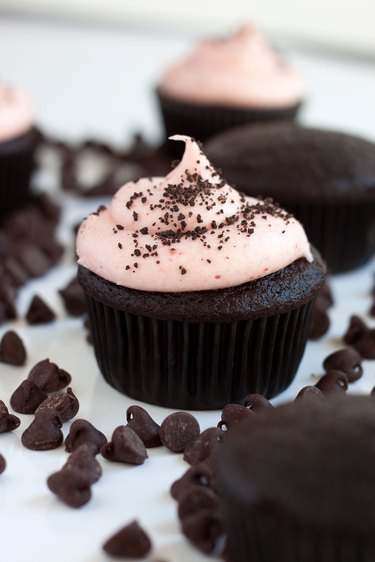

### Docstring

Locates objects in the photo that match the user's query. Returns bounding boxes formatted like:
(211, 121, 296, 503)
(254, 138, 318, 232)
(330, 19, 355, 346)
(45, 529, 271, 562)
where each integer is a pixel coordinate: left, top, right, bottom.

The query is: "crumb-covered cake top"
(77, 135, 312, 292)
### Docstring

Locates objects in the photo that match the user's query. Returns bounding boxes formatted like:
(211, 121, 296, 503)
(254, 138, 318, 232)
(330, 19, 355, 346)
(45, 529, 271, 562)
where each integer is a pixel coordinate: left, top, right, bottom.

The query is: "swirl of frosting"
(77, 135, 312, 292)
(0, 82, 34, 143)
(159, 26, 304, 109)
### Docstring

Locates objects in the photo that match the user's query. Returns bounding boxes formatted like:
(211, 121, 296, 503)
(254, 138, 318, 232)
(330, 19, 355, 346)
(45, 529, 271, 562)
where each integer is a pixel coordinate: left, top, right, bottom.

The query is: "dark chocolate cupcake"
(157, 26, 304, 152)
(77, 136, 325, 410)
(215, 394, 375, 562)
(0, 82, 38, 219)
(206, 123, 375, 273)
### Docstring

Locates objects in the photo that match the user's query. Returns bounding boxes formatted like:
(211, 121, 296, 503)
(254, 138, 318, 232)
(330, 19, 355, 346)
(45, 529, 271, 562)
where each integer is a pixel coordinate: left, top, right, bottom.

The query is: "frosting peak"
(0, 82, 34, 143)
(77, 136, 313, 292)
(159, 25, 304, 109)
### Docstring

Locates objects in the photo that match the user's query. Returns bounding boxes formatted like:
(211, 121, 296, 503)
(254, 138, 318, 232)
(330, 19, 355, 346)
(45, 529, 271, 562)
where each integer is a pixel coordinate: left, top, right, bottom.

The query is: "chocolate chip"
(28, 358, 71, 392)
(59, 276, 86, 317)
(47, 443, 101, 508)
(315, 370, 349, 393)
(181, 508, 224, 555)
(21, 410, 63, 450)
(241, 393, 273, 412)
(177, 485, 221, 521)
(343, 315, 368, 345)
(183, 427, 224, 466)
(352, 329, 375, 360)
(10, 380, 48, 414)
(218, 404, 254, 432)
(295, 386, 323, 400)
(35, 387, 79, 422)
(126, 405, 161, 448)
(101, 426, 148, 464)
(170, 461, 214, 501)
(308, 304, 330, 340)
(0, 400, 21, 433)
(103, 520, 152, 559)
(0, 453, 6, 474)
(65, 419, 107, 454)
(323, 348, 363, 383)
(160, 412, 200, 453)
(0, 330, 27, 366)
(25, 295, 56, 325)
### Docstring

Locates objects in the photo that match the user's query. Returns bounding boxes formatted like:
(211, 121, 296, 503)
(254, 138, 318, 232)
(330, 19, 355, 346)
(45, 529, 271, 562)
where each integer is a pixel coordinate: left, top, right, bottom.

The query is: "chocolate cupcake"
(206, 123, 375, 273)
(77, 136, 325, 410)
(215, 395, 375, 562)
(157, 26, 304, 151)
(0, 82, 39, 219)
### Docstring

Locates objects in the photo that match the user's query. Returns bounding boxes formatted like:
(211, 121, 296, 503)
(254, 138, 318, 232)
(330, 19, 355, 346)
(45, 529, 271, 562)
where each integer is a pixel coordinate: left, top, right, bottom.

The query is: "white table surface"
(0, 15, 374, 562)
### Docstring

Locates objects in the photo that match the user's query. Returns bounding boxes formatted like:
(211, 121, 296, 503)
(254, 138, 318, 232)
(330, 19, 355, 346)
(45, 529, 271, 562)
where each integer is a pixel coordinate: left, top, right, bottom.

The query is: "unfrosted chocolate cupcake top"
(77, 135, 312, 292)
(206, 123, 375, 201)
(216, 395, 375, 536)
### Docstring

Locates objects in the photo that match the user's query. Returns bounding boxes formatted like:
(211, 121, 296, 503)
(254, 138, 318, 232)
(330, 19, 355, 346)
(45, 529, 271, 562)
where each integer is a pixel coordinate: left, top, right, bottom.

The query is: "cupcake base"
(79, 251, 324, 410)
(0, 127, 39, 220)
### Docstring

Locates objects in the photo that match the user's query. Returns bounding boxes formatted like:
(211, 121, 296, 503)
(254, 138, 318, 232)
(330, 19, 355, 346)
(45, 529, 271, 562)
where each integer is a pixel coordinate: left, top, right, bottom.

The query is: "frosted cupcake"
(0, 82, 38, 218)
(77, 136, 324, 409)
(157, 26, 304, 146)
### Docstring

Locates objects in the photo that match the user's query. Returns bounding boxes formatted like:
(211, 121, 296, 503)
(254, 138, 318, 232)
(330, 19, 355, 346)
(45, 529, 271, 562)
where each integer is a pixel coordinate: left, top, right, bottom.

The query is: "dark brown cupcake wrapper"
(285, 200, 375, 274)
(156, 90, 301, 149)
(0, 128, 38, 219)
(223, 504, 375, 562)
(85, 293, 314, 410)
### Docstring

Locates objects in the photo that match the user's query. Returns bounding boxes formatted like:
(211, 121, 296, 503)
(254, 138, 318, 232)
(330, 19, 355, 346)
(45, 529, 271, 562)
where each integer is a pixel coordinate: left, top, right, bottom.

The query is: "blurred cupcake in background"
(0, 82, 39, 219)
(156, 25, 304, 151)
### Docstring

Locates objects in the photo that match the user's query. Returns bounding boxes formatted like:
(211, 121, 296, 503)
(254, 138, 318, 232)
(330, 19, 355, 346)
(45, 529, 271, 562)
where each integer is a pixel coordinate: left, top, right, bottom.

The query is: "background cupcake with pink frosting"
(156, 25, 304, 147)
(0, 81, 39, 218)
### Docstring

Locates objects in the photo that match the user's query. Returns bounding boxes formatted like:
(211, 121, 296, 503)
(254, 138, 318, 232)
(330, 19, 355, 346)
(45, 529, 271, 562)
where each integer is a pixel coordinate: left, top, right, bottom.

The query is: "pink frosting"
(77, 135, 312, 292)
(0, 83, 34, 143)
(159, 26, 304, 109)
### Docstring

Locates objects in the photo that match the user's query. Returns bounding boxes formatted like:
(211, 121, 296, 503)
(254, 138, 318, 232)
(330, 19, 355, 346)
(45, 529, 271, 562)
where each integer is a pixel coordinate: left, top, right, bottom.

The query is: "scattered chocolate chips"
(35, 387, 79, 422)
(183, 427, 224, 466)
(181, 508, 224, 555)
(160, 412, 200, 453)
(295, 386, 323, 400)
(126, 405, 161, 448)
(343, 315, 368, 345)
(58, 276, 86, 317)
(65, 419, 107, 454)
(21, 410, 63, 451)
(101, 426, 148, 465)
(10, 380, 48, 414)
(242, 393, 273, 412)
(0, 330, 27, 366)
(103, 520, 152, 559)
(218, 404, 254, 432)
(25, 295, 56, 325)
(323, 348, 363, 382)
(177, 485, 221, 521)
(315, 370, 349, 393)
(47, 443, 101, 508)
(0, 400, 21, 433)
(308, 304, 330, 340)
(170, 461, 214, 501)
(0, 453, 6, 474)
(27, 358, 71, 392)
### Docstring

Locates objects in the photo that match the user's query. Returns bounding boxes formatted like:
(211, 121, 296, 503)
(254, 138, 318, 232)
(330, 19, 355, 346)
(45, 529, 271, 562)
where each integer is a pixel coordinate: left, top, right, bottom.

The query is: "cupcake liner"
(84, 293, 314, 410)
(285, 199, 375, 274)
(156, 90, 301, 147)
(223, 504, 375, 562)
(0, 128, 38, 219)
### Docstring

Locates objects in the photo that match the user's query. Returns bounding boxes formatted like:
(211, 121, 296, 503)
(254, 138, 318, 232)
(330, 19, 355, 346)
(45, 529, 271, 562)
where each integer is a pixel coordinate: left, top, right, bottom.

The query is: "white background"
(0, 14, 374, 562)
